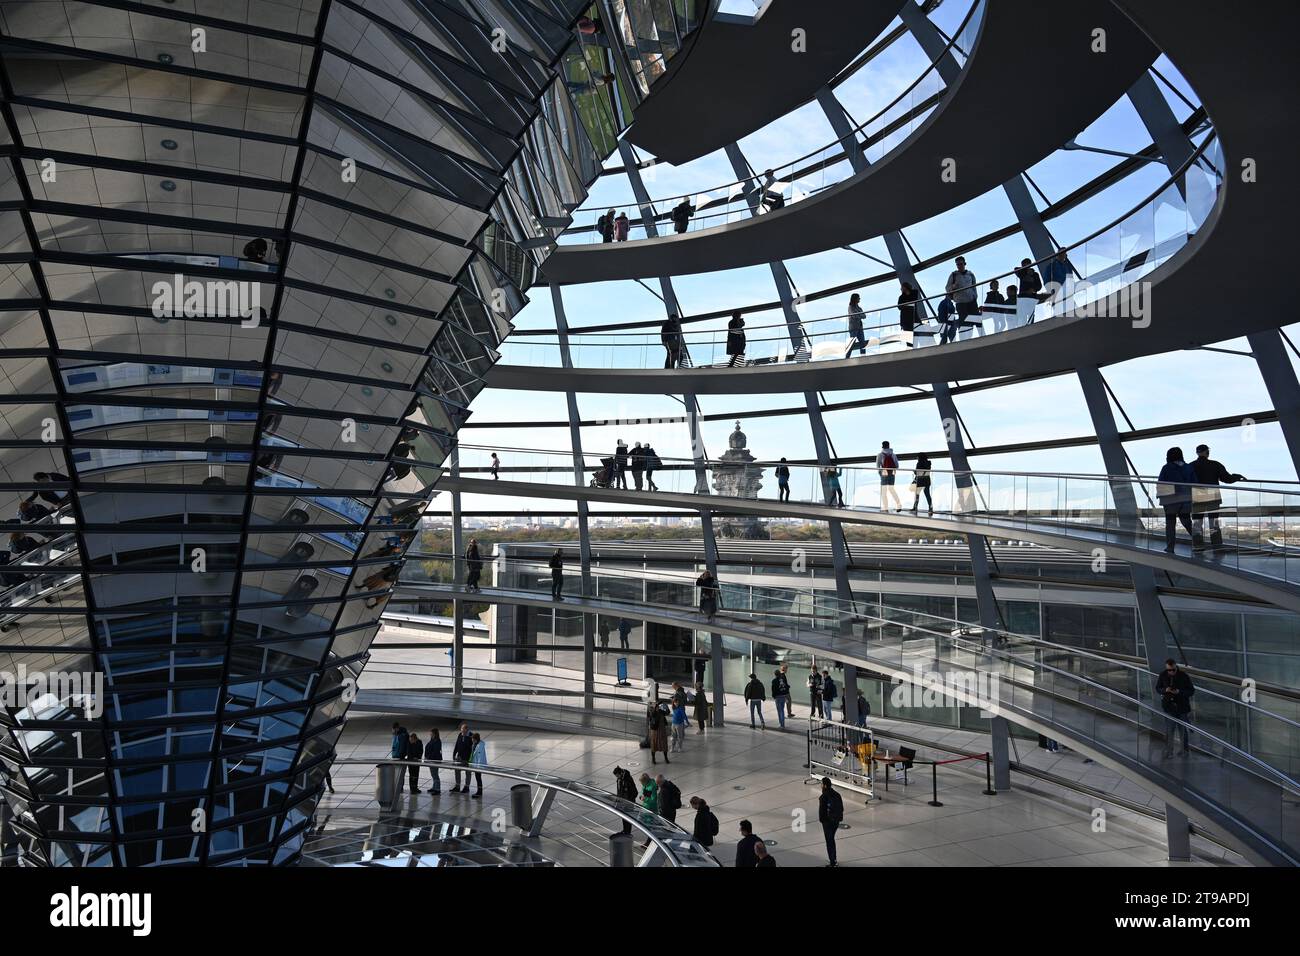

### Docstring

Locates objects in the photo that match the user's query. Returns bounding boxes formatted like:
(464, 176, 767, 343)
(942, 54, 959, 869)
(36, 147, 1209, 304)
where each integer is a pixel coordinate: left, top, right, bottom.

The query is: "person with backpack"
(775, 458, 791, 502)
(597, 208, 615, 243)
(819, 670, 837, 720)
(877, 441, 902, 512)
(818, 777, 844, 866)
(743, 672, 766, 730)
(661, 314, 684, 369)
(656, 774, 682, 823)
(690, 796, 719, 847)
(1157, 447, 1199, 553)
(771, 667, 791, 729)
(697, 569, 721, 621)
(735, 820, 762, 867)
(614, 766, 639, 834)
(671, 198, 694, 234)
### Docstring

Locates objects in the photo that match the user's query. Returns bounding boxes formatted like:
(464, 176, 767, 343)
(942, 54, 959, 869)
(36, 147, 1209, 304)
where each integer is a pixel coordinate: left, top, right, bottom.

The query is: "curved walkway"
(439, 476, 1300, 614)
(622, 0, 904, 165)
(540, 0, 1155, 283)
(393, 579, 1300, 866)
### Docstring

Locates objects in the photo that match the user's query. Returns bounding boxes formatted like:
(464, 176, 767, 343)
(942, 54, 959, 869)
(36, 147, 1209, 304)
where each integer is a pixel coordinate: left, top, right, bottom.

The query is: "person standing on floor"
(819, 669, 837, 720)
(630, 441, 646, 491)
(775, 457, 791, 502)
(647, 701, 670, 764)
(726, 312, 747, 367)
(735, 820, 762, 867)
(614, 766, 639, 834)
(661, 314, 684, 369)
(656, 774, 682, 824)
(424, 728, 442, 795)
(391, 722, 407, 760)
(744, 672, 767, 730)
(614, 439, 629, 490)
(1156, 658, 1195, 757)
(464, 537, 483, 592)
(644, 444, 660, 491)
(877, 441, 902, 512)
(617, 617, 632, 649)
(807, 667, 823, 718)
(846, 293, 867, 357)
(549, 548, 564, 600)
(771, 666, 791, 729)
(910, 455, 933, 515)
(614, 211, 630, 241)
(818, 777, 844, 867)
(693, 682, 710, 734)
(690, 796, 718, 848)
(1191, 444, 1246, 550)
(406, 732, 423, 793)
(1157, 447, 1198, 553)
(780, 663, 797, 718)
(451, 722, 473, 793)
(468, 732, 486, 797)
(670, 696, 688, 752)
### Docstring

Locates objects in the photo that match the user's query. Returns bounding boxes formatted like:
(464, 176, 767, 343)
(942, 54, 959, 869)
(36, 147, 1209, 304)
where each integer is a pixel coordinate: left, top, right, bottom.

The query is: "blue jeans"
(775, 695, 789, 728)
(749, 700, 765, 727)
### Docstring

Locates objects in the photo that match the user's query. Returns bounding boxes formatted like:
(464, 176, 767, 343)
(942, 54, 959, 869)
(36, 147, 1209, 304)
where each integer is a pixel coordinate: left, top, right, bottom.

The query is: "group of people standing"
(644, 681, 705, 762)
(389, 721, 485, 797)
(1156, 444, 1246, 552)
(611, 439, 662, 491)
(779, 443, 933, 516)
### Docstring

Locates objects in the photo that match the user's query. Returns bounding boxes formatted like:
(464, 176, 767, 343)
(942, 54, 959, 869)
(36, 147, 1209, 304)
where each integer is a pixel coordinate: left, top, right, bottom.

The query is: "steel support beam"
(620, 139, 724, 719)
(449, 445, 465, 695)
(552, 285, 597, 707)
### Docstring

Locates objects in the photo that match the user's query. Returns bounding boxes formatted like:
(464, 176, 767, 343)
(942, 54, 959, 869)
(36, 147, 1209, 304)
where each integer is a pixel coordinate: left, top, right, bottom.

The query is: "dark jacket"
(465, 544, 482, 569)
(424, 737, 442, 761)
(660, 319, 681, 349)
(659, 780, 682, 814)
(897, 291, 918, 331)
(616, 770, 638, 802)
(1016, 266, 1043, 299)
(1156, 668, 1194, 716)
(818, 788, 844, 825)
(452, 732, 474, 762)
(913, 456, 932, 488)
(756, 855, 776, 867)
(644, 447, 661, 470)
(614, 444, 628, 470)
(772, 673, 791, 698)
(693, 804, 718, 846)
(775, 464, 790, 482)
(1191, 457, 1243, 511)
(744, 678, 765, 702)
(693, 688, 709, 720)
(736, 833, 762, 867)
(1157, 461, 1197, 506)
(630, 446, 646, 472)
(726, 318, 746, 356)
(549, 553, 563, 573)
(821, 675, 837, 701)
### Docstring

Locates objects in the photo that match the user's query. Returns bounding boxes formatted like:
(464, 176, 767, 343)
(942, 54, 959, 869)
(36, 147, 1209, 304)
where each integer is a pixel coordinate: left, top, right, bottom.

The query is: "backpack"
(882, 450, 898, 469)
(708, 811, 720, 836)
(661, 782, 681, 812)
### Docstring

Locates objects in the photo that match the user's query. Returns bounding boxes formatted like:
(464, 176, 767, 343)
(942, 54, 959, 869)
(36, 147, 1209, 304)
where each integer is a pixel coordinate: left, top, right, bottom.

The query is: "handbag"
(908, 482, 919, 495)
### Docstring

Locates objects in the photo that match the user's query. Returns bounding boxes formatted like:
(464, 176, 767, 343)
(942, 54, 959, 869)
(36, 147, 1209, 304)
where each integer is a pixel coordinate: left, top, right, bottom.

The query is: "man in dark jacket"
(424, 729, 442, 794)
(630, 442, 646, 491)
(1156, 659, 1195, 756)
(820, 669, 837, 720)
(735, 819, 762, 867)
(614, 440, 629, 489)
(690, 796, 718, 847)
(464, 538, 483, 591)
(406, 732, 422, 793)
(661, 314, 683, 369)
(656, 774, 682, 824)
(743, 673, 766, 729)
(754, 842, 776, 867)
(771, 668, 791, 729)
(1191, 444, 1245, 550)
(615, 766, 639, 834)
(818, 777, 844, 867)
(451, 722, 474, 792)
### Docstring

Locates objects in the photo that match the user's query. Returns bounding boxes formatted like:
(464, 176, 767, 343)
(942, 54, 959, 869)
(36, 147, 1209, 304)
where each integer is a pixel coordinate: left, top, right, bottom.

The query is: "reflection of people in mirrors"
(29, 472, 69, 507)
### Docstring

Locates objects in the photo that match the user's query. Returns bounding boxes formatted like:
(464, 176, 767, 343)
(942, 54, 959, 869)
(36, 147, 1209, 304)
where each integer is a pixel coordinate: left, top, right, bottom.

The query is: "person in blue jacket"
(1157, 446, 1199, 553)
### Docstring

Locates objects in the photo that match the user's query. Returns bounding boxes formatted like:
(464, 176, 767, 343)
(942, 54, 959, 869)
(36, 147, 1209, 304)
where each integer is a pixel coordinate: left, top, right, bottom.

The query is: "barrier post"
(928, 762, 943, 807)
(982, 751, 997, 796)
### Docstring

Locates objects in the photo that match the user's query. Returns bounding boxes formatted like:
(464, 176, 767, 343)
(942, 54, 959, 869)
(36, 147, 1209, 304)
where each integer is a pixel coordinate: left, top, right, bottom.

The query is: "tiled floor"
(323, 701, 1236, 867)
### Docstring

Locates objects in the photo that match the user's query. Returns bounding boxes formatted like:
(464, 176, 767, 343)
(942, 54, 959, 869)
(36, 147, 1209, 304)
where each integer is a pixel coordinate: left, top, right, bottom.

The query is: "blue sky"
(443, 2, 1299, 517)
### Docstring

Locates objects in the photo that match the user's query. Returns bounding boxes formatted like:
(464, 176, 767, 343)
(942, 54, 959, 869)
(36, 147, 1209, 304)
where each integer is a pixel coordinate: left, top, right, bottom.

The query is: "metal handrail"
(328, 757, 720, 867)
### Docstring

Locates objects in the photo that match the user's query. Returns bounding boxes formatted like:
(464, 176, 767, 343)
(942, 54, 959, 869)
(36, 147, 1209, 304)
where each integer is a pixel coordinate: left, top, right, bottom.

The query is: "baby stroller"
(590, 456, 615, 488)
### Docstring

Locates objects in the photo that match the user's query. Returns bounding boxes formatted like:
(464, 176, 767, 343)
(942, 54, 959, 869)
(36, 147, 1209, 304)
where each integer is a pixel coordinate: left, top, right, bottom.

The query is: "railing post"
(928, 762, 943, 807)
(983, 752, 997, 796)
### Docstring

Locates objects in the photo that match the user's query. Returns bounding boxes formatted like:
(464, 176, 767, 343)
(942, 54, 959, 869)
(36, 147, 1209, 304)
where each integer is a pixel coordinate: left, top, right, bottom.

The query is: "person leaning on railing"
(1156, 447, 1198, 553)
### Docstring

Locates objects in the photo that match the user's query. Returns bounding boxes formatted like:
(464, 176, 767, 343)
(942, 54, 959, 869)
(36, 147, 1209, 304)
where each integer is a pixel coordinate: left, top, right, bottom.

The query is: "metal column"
(449, 445, 465, 695)
(619, 139, 724, 719)
(552, 285, 597, 706)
